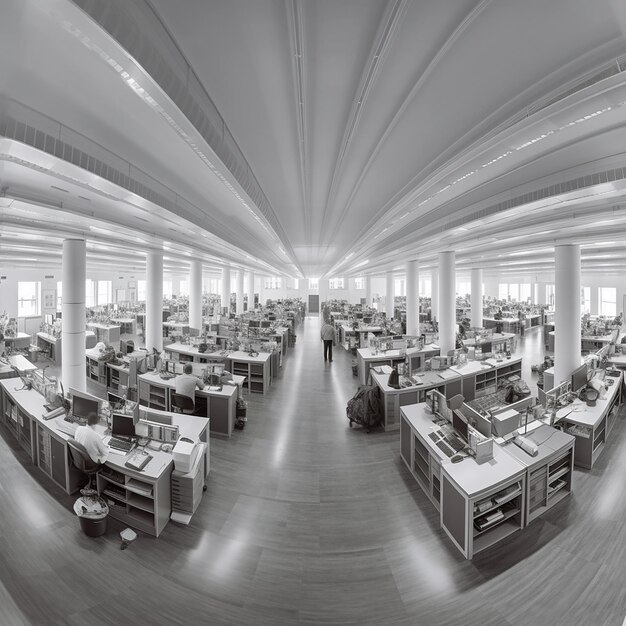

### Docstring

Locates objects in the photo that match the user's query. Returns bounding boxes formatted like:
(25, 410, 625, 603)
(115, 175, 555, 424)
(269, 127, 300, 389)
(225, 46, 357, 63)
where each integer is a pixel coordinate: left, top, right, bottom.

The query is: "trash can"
(73, 490, 109, 537)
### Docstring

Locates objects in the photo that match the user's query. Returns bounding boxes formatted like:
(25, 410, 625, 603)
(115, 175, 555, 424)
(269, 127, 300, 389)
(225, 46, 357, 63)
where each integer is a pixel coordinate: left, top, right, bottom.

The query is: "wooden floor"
(1, 319, 626, 625)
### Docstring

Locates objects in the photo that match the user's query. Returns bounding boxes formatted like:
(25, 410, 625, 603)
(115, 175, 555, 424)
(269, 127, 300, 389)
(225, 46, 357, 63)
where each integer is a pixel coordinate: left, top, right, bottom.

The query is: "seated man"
(175, 363, 204, 403)
(74, 412, 108, 464)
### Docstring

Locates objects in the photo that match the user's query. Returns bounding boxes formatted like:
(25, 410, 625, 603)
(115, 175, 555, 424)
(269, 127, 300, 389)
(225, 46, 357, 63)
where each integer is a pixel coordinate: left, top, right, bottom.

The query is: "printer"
(491, 408, 520, 438)
(172, 436, 202, 473)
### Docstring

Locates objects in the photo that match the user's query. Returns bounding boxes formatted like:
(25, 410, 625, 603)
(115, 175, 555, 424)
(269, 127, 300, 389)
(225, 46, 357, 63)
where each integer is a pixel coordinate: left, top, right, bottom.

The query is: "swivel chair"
(171, 393, 195, 414)
(67, 438, 102, 491)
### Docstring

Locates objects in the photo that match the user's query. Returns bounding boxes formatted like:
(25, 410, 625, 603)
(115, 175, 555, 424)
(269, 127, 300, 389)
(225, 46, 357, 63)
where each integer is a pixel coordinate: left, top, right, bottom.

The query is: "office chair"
(67, 438, 102, 491)
(171, 393, 195, 414)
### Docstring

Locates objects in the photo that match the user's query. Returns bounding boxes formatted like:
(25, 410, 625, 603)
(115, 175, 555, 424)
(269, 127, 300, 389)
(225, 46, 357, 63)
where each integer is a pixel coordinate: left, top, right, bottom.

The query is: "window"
(18, 281, 41, 316)
(546, 284, 555, 308)
(354, 277, 365, 290)
(456, 281, 471, 297)
(85, 279, 95, 308)
(581, 287, 591, 314)
(394, 278, 405, 297)
(97, 280, 112, 305)
(264, 277, 281, 289)
(519, 284, 531, 303)
(599, 287, 616, 316)
(163, 280, 172, 298)
(208, 279, 220, 294)
(293, 278, 299, 290)
(179, 279, 190, 297)
(57, 281, 62, 310)
(498, 284, 508, 300)
(508, 283, 519, 302)
(421, 278, 431, 297)
(137, 280, 146, 302)
(308, 278, 319, 290)
(329, 278, 344, 290)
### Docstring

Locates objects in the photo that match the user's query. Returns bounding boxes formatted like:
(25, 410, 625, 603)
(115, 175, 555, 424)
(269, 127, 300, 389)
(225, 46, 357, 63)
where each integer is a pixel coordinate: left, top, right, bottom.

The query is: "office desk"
(86, 323, 121, 345)
(8, 354, 38, 374)
(400, 403, 528, 559)
(371, 356, 523, 430)
(501, 424, 574, 524)
(356, 343, 440, 386)
(4, 332, 31, 350)
(163, 322, 189, 338)
(462, 332, 516, 354)
(36, 332, 62, 363)
(339, 324, 383, 349)
(164, 342, 229, 364)
(0, 380, 209, 537)
(110, 317, 137, 336)
(227, 351, 272, 394)
(371, 369, 463, 431)
(553, 374, 622, 469)
(483, 317, 523, 334)
(137, 371, 239, 436)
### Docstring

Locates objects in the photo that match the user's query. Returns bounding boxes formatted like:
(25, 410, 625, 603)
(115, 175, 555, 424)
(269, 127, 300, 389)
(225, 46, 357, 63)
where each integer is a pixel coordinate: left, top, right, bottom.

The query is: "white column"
(62, 239, 86, 392)
(555, 245, 581, 387)
(235, 271, 244, 315)
(431, 269, 439, 322)
(247, 271, 255, 312)
(365, 276, 372, 306)
(438, 252, 456, 355)
(189, 260, 202, 331)
(146, 251, 163, 352)
(471, 268, 483, 328)
(386, 271, 394, 317)
(406, 261, 419, 336)
(221, 267, 231, 315)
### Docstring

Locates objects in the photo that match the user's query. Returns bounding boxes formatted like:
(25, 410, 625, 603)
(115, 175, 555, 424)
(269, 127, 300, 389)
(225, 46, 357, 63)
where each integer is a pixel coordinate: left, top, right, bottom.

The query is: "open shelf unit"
(97, 464, 171, 537)
(86, 354, 107, 387)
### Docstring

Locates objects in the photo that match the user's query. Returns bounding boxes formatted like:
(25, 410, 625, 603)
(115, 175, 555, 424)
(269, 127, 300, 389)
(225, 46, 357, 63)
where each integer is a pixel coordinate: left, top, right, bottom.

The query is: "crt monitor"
(363, 317, 372, 325)
(571, 364, 588, 392)
(452, 410, 469, 442)
(111, 413, 136, 438)
(405, 347, 423, 374)
(72, 395, 99, 421)
(249, 319, 261, 328)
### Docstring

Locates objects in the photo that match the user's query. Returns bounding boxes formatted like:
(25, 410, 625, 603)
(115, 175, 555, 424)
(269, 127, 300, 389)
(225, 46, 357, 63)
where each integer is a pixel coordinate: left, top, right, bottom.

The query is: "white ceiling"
(2, 0, 626, 279)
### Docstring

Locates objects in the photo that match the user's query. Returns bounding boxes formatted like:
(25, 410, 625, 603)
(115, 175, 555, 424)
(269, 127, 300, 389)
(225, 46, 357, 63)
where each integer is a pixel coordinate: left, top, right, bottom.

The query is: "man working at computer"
(175, 363, 204, 400)
(74, 412, 109, 464)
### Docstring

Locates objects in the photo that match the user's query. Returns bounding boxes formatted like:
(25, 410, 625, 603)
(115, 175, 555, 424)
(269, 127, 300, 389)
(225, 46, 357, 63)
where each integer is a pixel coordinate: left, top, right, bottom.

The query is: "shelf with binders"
(86, 354, 107, 386)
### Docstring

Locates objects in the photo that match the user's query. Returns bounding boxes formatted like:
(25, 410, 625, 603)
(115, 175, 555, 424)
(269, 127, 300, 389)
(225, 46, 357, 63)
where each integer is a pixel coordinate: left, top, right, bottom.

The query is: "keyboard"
(435, 440, 455, 457)
(108, 437, 136, 453)
(444, 435, 465, 452)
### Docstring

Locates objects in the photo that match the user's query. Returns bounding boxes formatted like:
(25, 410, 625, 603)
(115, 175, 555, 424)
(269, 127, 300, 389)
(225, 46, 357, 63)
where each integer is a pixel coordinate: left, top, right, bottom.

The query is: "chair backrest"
(68, 438, 101, 474)
(171, 393, 195, 412)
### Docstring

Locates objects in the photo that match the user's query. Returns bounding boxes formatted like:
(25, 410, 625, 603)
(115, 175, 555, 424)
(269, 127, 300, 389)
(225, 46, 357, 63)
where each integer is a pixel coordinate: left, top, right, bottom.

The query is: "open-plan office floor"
(0, 319, 625, 625)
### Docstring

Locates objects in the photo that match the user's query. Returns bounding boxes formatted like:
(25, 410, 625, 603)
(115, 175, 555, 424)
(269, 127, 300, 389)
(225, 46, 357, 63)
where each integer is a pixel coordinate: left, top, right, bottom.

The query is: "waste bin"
(73, 489, 109, 537)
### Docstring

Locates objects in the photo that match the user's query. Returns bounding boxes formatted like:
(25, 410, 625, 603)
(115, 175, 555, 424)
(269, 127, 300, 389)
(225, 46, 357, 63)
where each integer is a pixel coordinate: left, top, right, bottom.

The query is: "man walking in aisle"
(320, 319, 336, 363)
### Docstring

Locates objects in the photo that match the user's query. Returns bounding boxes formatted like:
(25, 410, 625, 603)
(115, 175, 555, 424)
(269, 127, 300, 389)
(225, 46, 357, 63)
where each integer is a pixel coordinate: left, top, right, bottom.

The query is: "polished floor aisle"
(1, 319, 626, 625)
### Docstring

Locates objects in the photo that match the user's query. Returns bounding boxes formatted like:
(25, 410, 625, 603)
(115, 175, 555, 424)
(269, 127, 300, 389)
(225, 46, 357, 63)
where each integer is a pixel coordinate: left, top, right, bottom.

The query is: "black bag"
(387, 366, 400, 389)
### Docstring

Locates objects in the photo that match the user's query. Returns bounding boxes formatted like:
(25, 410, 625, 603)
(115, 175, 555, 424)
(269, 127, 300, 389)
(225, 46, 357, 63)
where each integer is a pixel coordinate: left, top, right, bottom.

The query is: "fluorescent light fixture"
(353, 260, 369, 269)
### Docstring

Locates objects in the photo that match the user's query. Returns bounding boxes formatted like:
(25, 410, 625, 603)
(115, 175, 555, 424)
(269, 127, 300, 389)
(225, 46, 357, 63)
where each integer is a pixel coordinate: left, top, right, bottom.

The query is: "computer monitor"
(261, 320, 271, 328)
(72, 395, 99, 421)
(571, 363, 588, 393)
(481, 341, 493, 354)
(165, 360, 176, 374)
(56, 311, 62, 319)
(107, 391, 124, 406)
(405, 347, 423, 375)
(452, 410, 469, 442)
(111, 413, 135, 438)
(355, 313, 363, 319)
(189, 327, 200, 337)
(249, 319, 261, 328)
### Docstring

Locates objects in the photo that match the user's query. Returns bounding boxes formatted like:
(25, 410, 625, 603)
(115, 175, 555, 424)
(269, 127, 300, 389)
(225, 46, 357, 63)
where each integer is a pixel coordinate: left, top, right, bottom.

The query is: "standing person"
(320, 320, 336, 363)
